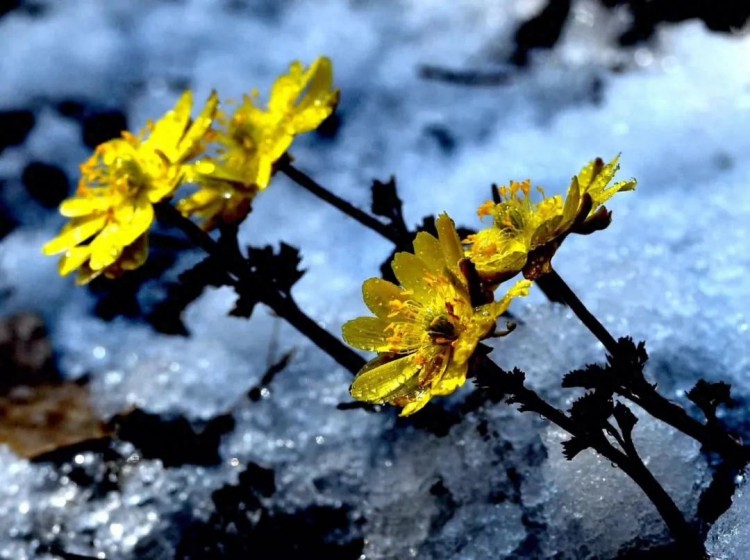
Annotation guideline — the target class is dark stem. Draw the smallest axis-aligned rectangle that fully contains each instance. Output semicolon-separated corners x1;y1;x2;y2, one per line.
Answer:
265;291;365;374
545;268;619;354
278;159;404;246
155;203;365;375
482;360;706;557
544;267;749;466
419;65;510;86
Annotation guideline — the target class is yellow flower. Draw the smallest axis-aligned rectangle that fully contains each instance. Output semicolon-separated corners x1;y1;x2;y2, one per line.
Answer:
466;156;636;282
178;56;339;230
43;90;219;284
343;214;531;416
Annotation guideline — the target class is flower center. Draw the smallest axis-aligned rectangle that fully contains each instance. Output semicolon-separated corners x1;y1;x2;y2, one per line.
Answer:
426;314;459;345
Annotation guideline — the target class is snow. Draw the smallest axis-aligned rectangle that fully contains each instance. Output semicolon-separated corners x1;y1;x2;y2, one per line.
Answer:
0;0;749;558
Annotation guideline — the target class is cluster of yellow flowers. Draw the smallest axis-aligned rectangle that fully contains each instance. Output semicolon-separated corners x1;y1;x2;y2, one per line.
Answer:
43;57;339;284
344;157;635;415
43;55;636;416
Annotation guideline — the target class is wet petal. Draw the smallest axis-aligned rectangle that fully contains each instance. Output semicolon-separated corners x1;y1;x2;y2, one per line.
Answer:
579;155;636;208
42;215;107;255
465;229;528;278
391;252;434;304
398;392;432;416
119;235;149;271
483;279;532;319
59;196;110;217
362;277;405;318
290;58;339;134
88;198;153;270
435;213;463;274
431;358;469;397
87;224;125;272
341;317;392;352
177;90;219;162
268;61;307;114
416;345;451;386
561;175;581;228
58;247;91;276
412;231;444;273
146;90;193;157
350;354;422;404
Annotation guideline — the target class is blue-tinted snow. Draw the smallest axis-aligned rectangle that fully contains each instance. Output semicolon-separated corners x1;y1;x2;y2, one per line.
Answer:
0;0;748;558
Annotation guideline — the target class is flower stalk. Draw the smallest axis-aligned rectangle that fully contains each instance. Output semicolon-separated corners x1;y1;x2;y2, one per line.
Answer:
154;203;365;375
279;158;409;247
544;268;749;466
475;356;707;559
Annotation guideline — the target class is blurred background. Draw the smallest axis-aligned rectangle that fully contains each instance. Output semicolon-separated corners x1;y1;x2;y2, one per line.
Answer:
0;1;749;558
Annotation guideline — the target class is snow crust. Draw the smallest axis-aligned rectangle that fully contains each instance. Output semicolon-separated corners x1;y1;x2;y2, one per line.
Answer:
0;0;749;557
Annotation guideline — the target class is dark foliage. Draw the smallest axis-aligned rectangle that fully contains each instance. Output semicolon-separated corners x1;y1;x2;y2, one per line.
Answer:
82;109;128;149
0;195;17;241
111;409;235;468
687;379;733;423
22;161;70;208
613;401;638;438
600;0;750;45
148;254;227;335
472;349;527;405
0;109;35;154
423;124;457;155
231;243;305;318
88;245;178;322
697;460;741;533
562;337;649;392
419;65;509;86
315;110;342;140
0;0;45;19
247;351;294;402
370;176;409;243
55;100;129;148
176;463;364;560
511;0;572;66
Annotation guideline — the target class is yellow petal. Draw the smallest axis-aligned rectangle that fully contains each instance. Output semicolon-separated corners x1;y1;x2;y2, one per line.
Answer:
119;235;149;271
580;155;637;209
431;358;469;397
176;90;219;162
412;231;444;273
561;175;581;227
289;58;339;134
530;214;563;248
268;60;307;115
435;213;463;274
465;229;528;278
42;214;108;255
341;316;392;352
391;252;433;304
58;247;91;276
146;90;193;158
399;392;432;416
362;277;405;318
86;225;125;272
75;263;103;286
117;196;155;247
483;279;532;319
59;196;110;217
177;187;223;216
88;198;153;270
350;354;422;404
254;154;277;190
416;345;451;386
